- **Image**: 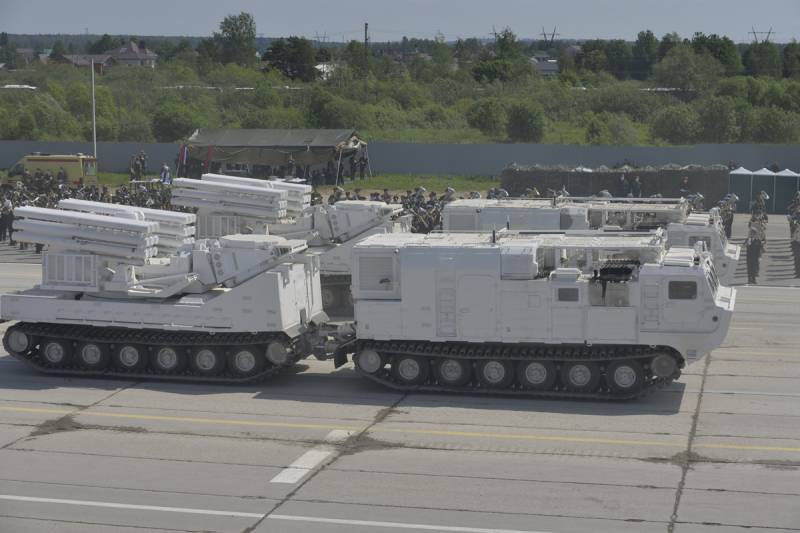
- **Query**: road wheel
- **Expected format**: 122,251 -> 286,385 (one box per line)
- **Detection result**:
113,344 -> 148,371
560,361 -> 600,393
40,339 -> 73,368
477,359 -> 514,389
392,355 -> 429,386
190,346 -> 225,376
435,358 -> 471,387
517,360 -> 557,391
606,360 -> 645,395
76,342 -> 110,370
151,346 -> 187,374
227,346 -> 265,377
4,328 -> 35,355
354,349 -> 383,374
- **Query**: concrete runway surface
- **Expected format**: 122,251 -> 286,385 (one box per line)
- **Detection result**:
0,259 -> 798,531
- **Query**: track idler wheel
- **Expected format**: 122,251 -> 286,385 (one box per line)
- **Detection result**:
3,327 -> 35,356
354,349 -> 384,375
650,353 -> 679,379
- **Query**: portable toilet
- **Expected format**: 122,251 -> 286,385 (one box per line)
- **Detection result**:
728,167 -> 751,213
774,169 -> 800,214
751,167 -> 776,213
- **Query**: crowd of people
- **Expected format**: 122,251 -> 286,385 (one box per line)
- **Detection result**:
0,172 -> 173,252
2,166 -> 799,283
745,191 -> 770,284
789,191 -> 800,278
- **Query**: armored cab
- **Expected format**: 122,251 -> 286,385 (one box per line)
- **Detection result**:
1,205 -> 325,383
442,198 -> 740,285
345,232 -> 735,399
268,200 -> 410,313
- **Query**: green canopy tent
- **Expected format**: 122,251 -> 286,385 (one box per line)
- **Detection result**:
180,128 -> 368,179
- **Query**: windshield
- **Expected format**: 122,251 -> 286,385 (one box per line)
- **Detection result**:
705,258 -> 719,297
716,219 -> 728,248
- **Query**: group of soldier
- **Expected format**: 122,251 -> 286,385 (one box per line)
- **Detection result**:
745,191 -> 770,284
0,176 -> 172,252
789,191 -> 800,278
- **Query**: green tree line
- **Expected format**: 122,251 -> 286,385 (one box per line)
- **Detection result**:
1,18 -> 800,146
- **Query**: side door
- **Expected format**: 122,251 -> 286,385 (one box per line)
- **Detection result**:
456,274 -> 497,339
661,278 -> 704,332
550,281 -> 585,342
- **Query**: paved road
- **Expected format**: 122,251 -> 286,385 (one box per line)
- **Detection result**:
0,263 -> 798,532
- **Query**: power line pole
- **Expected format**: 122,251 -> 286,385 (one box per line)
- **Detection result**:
364,22 -> 369,98
90,60 -> 97,159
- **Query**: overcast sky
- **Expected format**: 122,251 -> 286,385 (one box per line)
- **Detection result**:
2,0 -> 798,42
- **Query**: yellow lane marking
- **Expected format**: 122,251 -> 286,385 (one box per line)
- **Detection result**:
0,406 -> 362,432
2,405 -> 799,454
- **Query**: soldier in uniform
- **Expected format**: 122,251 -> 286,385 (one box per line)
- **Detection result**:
745,217 -> 766,284
442,187 -> 456,203
790,209 -> 800,278
310,187 -> 323,206
0,197 -> 11,243
328,186 -> 344,205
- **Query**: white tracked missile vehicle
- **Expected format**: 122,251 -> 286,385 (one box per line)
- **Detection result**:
341,231 -> 735,399
172,174 -> 409,313
442,198 -> 741,285
1,206 -> 326,383
267,200 -> 410,312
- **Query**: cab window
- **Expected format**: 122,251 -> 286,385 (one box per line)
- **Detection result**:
557,287 -> 579,302
668,281 -> 697,300
688,236 -> 711,250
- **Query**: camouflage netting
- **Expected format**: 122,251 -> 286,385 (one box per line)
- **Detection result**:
501,164 -> 731,206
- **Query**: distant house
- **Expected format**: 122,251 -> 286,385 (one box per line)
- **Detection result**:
15,48 -> 36,65
529,55 -> 559,77
315,62 -> 341,80
58,54 -> 115,74
106,41 -> 158,67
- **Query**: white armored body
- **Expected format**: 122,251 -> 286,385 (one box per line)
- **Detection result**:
1,205 -> 325,382
442,197 -> 741,285
344,232 -> 735,399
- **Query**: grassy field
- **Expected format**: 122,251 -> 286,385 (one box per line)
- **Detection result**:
362,128 -> 496,144
98,172 -> 133,187
3,171 -> 497,198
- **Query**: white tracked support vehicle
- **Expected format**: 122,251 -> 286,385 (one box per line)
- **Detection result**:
342,232 -> 735,399
1,206 -> 326,383
442,198 -> 741,285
